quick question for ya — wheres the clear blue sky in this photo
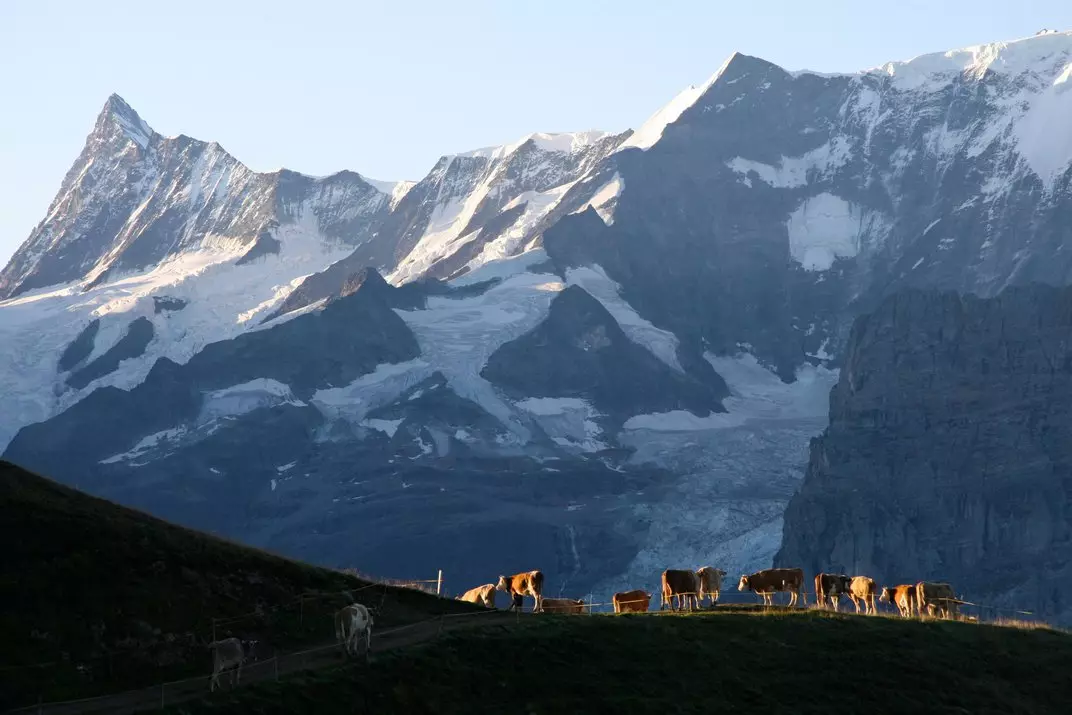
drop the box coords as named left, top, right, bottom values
left=2, top=0, right=1070, bottom=265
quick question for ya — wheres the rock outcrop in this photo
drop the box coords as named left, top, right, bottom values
left=776, top=285, right=1072, bottom=622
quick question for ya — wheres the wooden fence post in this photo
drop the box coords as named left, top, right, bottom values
left=436, top=569, right=443, bottom=596
left=300, top=594, right=304, bottom=627
left=160, top=682, right=165, bottom=709
left=211, top=618, right=217, bottom=643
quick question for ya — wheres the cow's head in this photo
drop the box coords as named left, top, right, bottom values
left=495, top=575, right=510, bottom=593
left=737, top=575, right=750, bottom=591
left=879, top=587, right=892, bottom=603
left=717, top=569, right=727, bottom=577
left=838, top=576, right=853, bottom=592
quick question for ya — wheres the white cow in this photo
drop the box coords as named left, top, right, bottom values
left=335, top=603, right=374, bottom=660
left=696, top=566, right=727, bottom=607
left=208, top=637, right=248, bottom=692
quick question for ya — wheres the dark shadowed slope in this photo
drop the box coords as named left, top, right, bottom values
left=0, top=460, right=476, bottom=711
left=172, top=609, right=1072, bottom=715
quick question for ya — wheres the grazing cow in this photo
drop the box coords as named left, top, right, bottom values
left=848, top=576, right=877, bottom=615
left=879, top=585, right=918, bottom=618
left=737, top=568, right=807, bottom=607
left=541, top=597, right=586, bottom=614
left=613, top=589, right=652, bottom=613
left=334, top=603, right=374, bottom=660
left=458, top=584, right=497, bottom=609
left=696, top=567, right=727, bottom=607
left=815, top=573, right=852, bottom=611
left=208, top=637, right=249, bottom=692
left=496, top=571, right=544, bottom=613
left=661, top=569, right=701, bottom=612
left=916, top=581, right=958, bottom=619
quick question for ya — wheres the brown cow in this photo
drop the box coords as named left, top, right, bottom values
left=848, top=576, right=877, bottom=615
left=814, top=573, right=852, bottom=611
left=879, top=584, right=917, bottom=617
left=916, top=581, right=958, bottom=619
left=738, top=568, right=806, bottom=607
left=696, top=567, right=727, bottom=607
left=661, top=569, right=700, bottom=612
left=613, top=589, right=652, bottom=613
left=458, top=584, right=496, bottom=609
left=496, top=571, right=544, bottom=613
left=540, top=597, right=585, bottom=614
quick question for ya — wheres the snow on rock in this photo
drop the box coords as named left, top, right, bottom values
left=1013, top=60, right=1072, bottom=185
left=0, top=206, right=353, bottom=451
left=869, top=30, right=1072, bottom=91
left=518, top=397, right=606, bottom=453
left=100, top=427, right=188, bottom=465
left=456, top=131, right=612, bottom=162
left=198, top=378, right=305, bottom=423
left=461, top=181, right=579, bottom=274
left=616, top=56, right=735, bottom=152
left=726, top=137, right=853, bottom=188
left=397, top=269, right=566, bottom=441
left=311, top=359, right=432, bottom=426
left=599, top=354, right=839, bottom=604
left=624, top=353, right=837, bottom=431
left=361, top=418, right=404, bottom=438
left=786, top=193, right=890, bottom=271
left=565, top=265, right=683, bottom=372
left=515, top=397, right=590, bottom=415
left=571, top=172, right=623, bottom=225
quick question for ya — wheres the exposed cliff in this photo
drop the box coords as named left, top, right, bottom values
left=776, top=284, right=1072, bottom=622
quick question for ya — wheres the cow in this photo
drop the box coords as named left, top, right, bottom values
left=496, top=571, right=544, bottom=613
left=848, top=576, right=877, bottom=615
left=814, top=573, right=852, bottom=611
left=879, top=584, right=917, bottom=618
left=540, top=597, right=586, bottom=614
left=661, top=569, right=701, bottom=612
left=334, top=603, right=373, bottom=660
left=208, top=637, right=254, bottom=692
left=612, top=589, right=652, bottom=614
left=696, top=567, right=727, bottom=607
left=738, top=568, right=806, bottom=607
left=916, top=581, right=958, bottom=619
left=458, top=583, right=497, bottom=609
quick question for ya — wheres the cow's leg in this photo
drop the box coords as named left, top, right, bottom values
left=235, top=663, right=242, bottom=687
left=210, top=671, right=218, bottom=693
left=365, top=627, right=372, bottom=662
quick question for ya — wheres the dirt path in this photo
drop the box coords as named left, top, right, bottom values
left=12, top=611, right=522, bottom=715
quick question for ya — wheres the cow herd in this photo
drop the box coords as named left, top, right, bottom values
left=458, top=566, right=964, bottom=620
left=204, top=568, right=963, bottom=691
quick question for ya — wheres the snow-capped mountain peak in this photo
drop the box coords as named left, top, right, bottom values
left=616, top=52, right=754, bottom=153
left=869, top=29, right=1072, bottom=88
left=96, top=93, right=154, bottom=149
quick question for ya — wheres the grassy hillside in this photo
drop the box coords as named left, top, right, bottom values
left=0, top=460, right=476, bottom=710
left=172, top=607, right=1072, bottom=715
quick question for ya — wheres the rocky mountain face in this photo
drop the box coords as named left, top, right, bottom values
left=3, top=31, right=1072, bottom=602
left=0, top=95, right=391, bottom=300
left=776, top=285, right=1072, bottom=622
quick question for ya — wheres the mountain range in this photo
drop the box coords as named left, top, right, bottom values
left=3, top=30, right=1072, bottom=611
